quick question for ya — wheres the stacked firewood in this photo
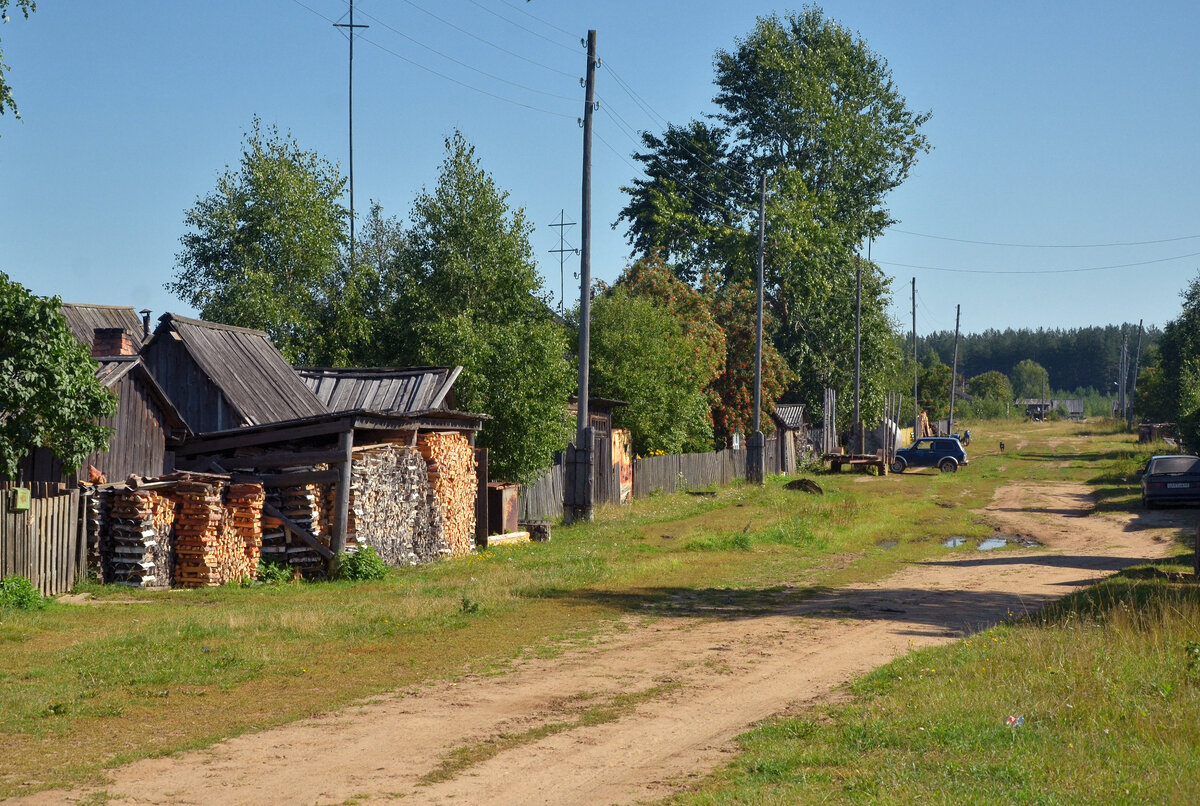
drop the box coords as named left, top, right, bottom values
left=86, top=488, right=112, bottom=583
left=349, top=445, right=444, bottom=565
left=106, top=489, right=175, bottom=587
left=417, top=433, right=477, bottom=556
left=264, top=467, right=331, bottom=577
left=226, top=483, right=265, bottom=575
left=173, top=480, right=261, bottom=587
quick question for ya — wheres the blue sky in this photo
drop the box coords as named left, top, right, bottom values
left=1, top=1, right=1197, bottom=336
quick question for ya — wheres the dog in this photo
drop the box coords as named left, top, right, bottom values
left=999, top=441, right=1006, bottom=453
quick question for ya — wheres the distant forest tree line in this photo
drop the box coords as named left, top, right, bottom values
left=916, top=325, right=1162, bottom=398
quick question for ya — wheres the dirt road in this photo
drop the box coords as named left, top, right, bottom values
left=19, top=482, right=1184, bottom=806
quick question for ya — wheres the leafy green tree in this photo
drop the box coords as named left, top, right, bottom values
left=384, top=132, right=573, bottom=482
left=966, top=371, right=1014, bottom=402
left=1132, top=365, right=1172, bottom=423
left=618, top=7, right=925, bottom=424
left=0, top=273, right=116, bottom=479
left=1157, top=272, right=1200, bottom=448
left=589, top=286, right=719, bottom=456
left=917, top=350, right=952, bottom=420
left=168, top=118, right=350, bottom=364
left=705, top=276, right=793, bottom=442
left=0, top=0, right=35, bottom=125
left=1011, top=359, right=1051, bottom=400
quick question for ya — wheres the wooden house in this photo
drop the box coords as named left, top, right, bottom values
left=141, top=314, right=328, bottom=435
left=13, top=305, right=188, bottom=486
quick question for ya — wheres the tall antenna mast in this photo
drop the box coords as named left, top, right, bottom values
left=334, top=1, right=369, bottom=268
left=548, top=209, right=579, bottom=314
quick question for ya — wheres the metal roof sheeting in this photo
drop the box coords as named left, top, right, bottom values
left=773, top=403, right=807, bottom=430
left=296, top=366, right=461, bottom=415
left=158, top=314, right=329, bottom=427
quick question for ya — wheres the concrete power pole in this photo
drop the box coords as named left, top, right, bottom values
left=1129, top=319, right=1144, bottom=428
left=948, top=304, right=961, bottom=436
left=568, top=30, right=598, bottom=524
left=912, top=278, right=919, bottom=440
left=747, top=174, right=767, bottom=485
left=333, top=1, right=368, bottom=270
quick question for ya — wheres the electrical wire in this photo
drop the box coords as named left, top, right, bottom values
left=889, top=228, right=1200, bottom=249
left=334, top=2, right=578, bottom=101
left=496, top=0, right=578, bottom=39
left=464, top=0, right=580, bottom=54
left=286, top=0, right=575, bottom=119
left=376, top=0, right=575, bottom=78
left=878, top=250, right=1200, bottom=275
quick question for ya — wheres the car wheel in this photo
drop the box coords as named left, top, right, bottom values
left=890, top=459, right=905, bottom=474
left=1142, top=497, right=1155, bottom=510
left=939, top=459, right=958, bottom=473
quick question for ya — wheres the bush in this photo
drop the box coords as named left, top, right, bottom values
left=0, top=575, right=46, bottom=610
left=336, top=546, right=389, bottom=582
left=255, top=558, right=294, bottom=585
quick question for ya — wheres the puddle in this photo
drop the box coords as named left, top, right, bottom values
left=942, top=537, right=967, bottom=548
left=977, top=537, right=1008, bottom=551
left=876, top=540, right=898, bottom=549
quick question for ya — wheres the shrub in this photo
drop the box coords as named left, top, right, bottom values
left=255, top=559, right=294, bottom=585
left=0, top=575, right=46, bottom=610
left=336, top=546, right=389, bottom=582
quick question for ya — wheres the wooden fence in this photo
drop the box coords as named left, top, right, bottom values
left=1, top=488, right=84, bottom=596
left=518, top=462, right=565, bottom=522
left=519, top=435, right=789, bottom=521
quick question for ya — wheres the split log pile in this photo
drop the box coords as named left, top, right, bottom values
left=349, top=444, right=444, bottom=565
left=262, top=467, right=331, bottom=577
left=172, top=480, right=264, bottom=587
left=417, top=433, right=477, bottom=557
left=86, top=488, right=112, bottom=584
left=105, top=489, right=176, bottom=587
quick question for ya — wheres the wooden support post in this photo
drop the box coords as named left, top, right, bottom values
left=475, top=447, right=489, bottom=547
left=746, top=431, right=765, bottom=485
left=263, top=502, right=335, bottom=560
left=329, top=429, right=354, bottom=573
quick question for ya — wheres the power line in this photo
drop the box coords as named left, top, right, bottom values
left=286, top=0, right=575, bottom=119
left=496, top=0, right=578, bottom=39
left=370, top=0, right=575, bottom=78
left=344, top=2, right=578, bottom=101
left=463, top=0, right=579, bottom=54
left=878, top=250, right=1200, bottom=275
left=889, top=228, right=1200, bottom=249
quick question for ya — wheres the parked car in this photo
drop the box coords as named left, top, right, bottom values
left=890, top=437, right=968, bottom=474
left=1139, top=455, right=1200, bottom=508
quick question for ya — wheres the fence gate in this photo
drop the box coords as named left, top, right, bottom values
left=0, top=489, right=83, bottom=596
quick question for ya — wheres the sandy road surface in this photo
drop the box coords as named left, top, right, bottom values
left=17, top=482, right=1185, bottom=806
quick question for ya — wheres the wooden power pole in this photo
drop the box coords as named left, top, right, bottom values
left=568, top=30, right=598, bottom=524
left=948, top=304, right=961, bottom=436
left=747, top=174, right=767, bottom=485
left=912, top=278, right=919, bottom=440
left=333, top=1, right=368, bottom=270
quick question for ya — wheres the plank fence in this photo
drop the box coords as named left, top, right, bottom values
left=0, top=488, right=85, bottom=596
left=519, top=435, right=788, bottom=522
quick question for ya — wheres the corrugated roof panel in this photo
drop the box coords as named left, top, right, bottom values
left=296, top=367, right=460, bottom=415
left=774, top=404, right=807, bottom=430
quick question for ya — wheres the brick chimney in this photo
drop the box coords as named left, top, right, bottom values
left=92, top=327, right=138, bottom=357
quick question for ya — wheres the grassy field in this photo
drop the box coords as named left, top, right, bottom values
left=0, top=418, right=1182, bottom=799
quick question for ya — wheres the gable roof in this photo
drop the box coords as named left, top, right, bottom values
left=153, top=314, right=329, bottom=427
left=60, top=303, right=145, bottom=346
left=772, top=403, right=807, bottom=430
left=94, top=355, right=190, bottom=438
left=296, top=366, right=462, bottom=415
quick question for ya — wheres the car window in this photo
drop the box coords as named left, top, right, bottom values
left=915, top=440, right=934, bottom=451
left=1149, top=456, right=1200, bottom=474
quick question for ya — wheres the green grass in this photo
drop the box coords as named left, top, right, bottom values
left=0, top=417, right=1154, bottom=798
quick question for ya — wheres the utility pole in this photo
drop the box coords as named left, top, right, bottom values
left=948, top=304, right=961, bottom=437
left=568, top=30, right=598, bottom=524
left=912, top=278, right=919, bottom=440
left=853, top=256, right=862, bottom=453
left=747, top=174, right=767, bottom=485
left=547, top=210, right=578, bottom=314
left=1129, top=319, right=1144, bottom=428
left=333, top=1, right=369, bottom=270
left=1119, top=330, right=1129, bottom=422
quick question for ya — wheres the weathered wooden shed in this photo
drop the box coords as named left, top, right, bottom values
left=141, top=314, right=328, bottom=435
left=770, top=403, right=807, bottom=473
left=567, top=397, right=630, bottom=505
left=13, top=305, right=188, bottom=486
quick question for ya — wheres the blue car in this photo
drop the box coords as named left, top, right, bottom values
left=1139, top=455, right=1200, bottom=508
left=890, top=437, right=969, bottom=474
